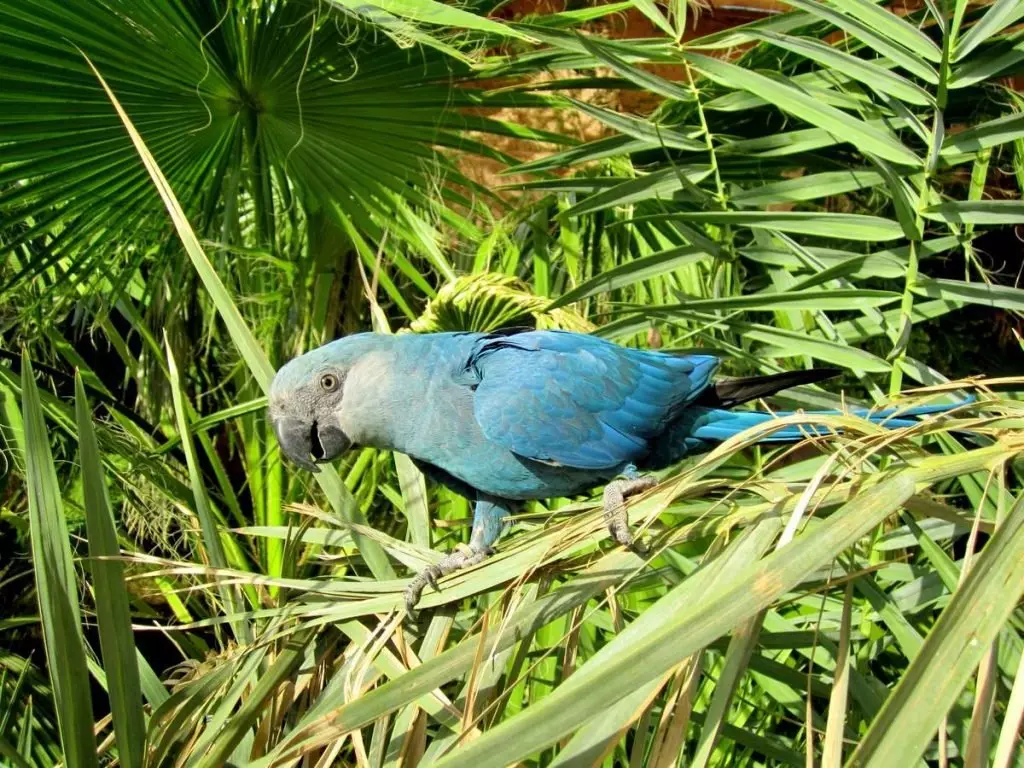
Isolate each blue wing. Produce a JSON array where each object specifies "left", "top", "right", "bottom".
[{"left": 464, "top": 331, "right": 719, "bottom": 470}]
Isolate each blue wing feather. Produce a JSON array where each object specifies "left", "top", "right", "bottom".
[{"left": 467, "top": 330, "right": 719, "bottom": 470}]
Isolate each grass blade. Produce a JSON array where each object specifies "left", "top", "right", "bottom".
[
  {"left": 629, "top": 0, "right": 675, "bottom": 37},
  {"left": 327, "top": 0, "right": 534, "bottom": 39},
  {"left": 261, "top": 550, "right": 644, "bottom": 765},
  {"left": 941, "top": 111, "right": 1024, "bottom": 154},
  {"left": 777, "top": 0, "right": 938, "bottom": 82},
  {"left": 825, "top": 0, "right": 942, "bottom": 61},
  {"left": 576, "top": 33, "right": 694, "bottom": 102},
  {"left": 847, "top": 493, "right": 1024, "bottom": 766},
  {"left": 822, "top": 583, "right": 853, "bottom": 767},
  {"left": 752, "top": 31, "right": 934, "bottom": 106},
  {"left": 913, "top": 276, "right": 1024, "bottom": 311},
  {"left": 74, "top": 375, "right": 145, "bottom": 768},
  {"left": 865, "top": 153, "right": 922, "bottom": 240},
  {"left": 395, "top": 454, "right": 431, "bottom": 548},
  {"left": 549, "top": 675, "right": 670, "bottom": 767},
  {"left": 656, "top": 288, "right": 901, "bottom": 312},
  {"left": 21, "top": 354, "right": 98, "bottom": 768},
  {"left": 165, "top": 338, "right": 250, "bottom": 642},
  {"left": 953, "top": 0, "right": 1024, "bottom": 62},
  {"left": 194, "top": 629, "right": 317, "bottom": 768},
  {"left": 683, "top": 53, "right": 921, "bottom": 166},
  {"left": 547, "top": 246, "right": 709, "bottom": 309},
  {"left": 731, "top": 169, "right": 886, "bottom": 207},
  {"left": 631, "top": 211, "right": 905, "bottom": 241},
  {"left": 689, "top": 617, "right": 766, "bottom": 767},
  {"left": 566, "top": 99, "right": 706, "bottom": 151},
  {"left": 992, "top": 647, "right": 1024, "bottom": 768},
  {"left": 950, "top": 29, "right": 1024, "bottom": 88},
  {"left": 922, "top": 200, "right": 1024, "bottom": 224},
  {"left": 430, "top": 473, "right": 918, "bottom": 767},
  {"left": 556, "top": 166, "right": 713, "bottom": 220}
]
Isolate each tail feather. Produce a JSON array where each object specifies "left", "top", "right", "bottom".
[
  {"left": 689, "top": 399, "right": 974, "bottom": 443},
  {"left": 647, "top": 398, "right": 973, "bottom": 468}
]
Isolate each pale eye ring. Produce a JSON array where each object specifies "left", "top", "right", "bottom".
[{"left": 319, "top": 373, "right": 339, "bottom": 392}]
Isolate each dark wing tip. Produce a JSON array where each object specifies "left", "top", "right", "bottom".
[{"left": 703, "top": 367, "right": 842, "bottom": 409}]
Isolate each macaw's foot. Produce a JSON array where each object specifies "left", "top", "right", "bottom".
[
  {"left": 404, "top": 544, "right": 493, "bottom": 614},
  {"left": 602, "top": 476, "right": 657, "bottom": 555}
]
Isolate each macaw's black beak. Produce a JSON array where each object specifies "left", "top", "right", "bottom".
[{"left": 272, "top": 416, "right": 351, "bottom": 473}]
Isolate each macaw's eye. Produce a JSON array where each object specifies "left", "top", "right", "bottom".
[{"left": 319, "top": 373, "right": 339, "bottom": 392}]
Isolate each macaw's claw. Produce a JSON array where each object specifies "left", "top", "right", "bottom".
[
  {"left": 403, "top": 545, "right": 492, "bottom": 615},
  {"left": 603, "top": 476, "right": 657, "bottom": 555}
]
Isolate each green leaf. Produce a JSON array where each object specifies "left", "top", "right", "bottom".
[
  {"left": 74, "top": 375, "right": 146, "bottom": 768},
  {"left": 164, "top": 340, "right": 250, "bottom": 642},
  {"left": 750, "top": 31, "right": 935, "bottom": 106},
  {"left": 395, "top": 454, "right": 431, "bottom": 548},
  {"left": 504, "top": 135, "right": 652, "bottom": 174},
  {"left": 557, "top": 166, "right": 712, "bottom": 219},
  {"left": 822, "top": 584, "right": 853, "bottom": 767},
  {"left": 656, "top": 288, "right": 901, "bottom": 313},
  {"left": 922, "top": 200, "right": 1024, "bottom": 224},
  {"left": 941, "top": 111, "right": 1024, "bottom": 154},
  {"left": 575, "top": 33, "right": 695, "bottom": 102},
  {"left": 523, "top": 2, "right": 636, "bottom": 28},
  {"left": 824, "top": 0, "right": 942, "bottom": 62},
  {"left": 260, "top": 550, "right": 646, "bottom": 765},
  {"left": 953, "top": 0, "right": 1024, "bottom": 62},
  {"left": 630, "top": 211, "right": 905, "bottom": 241},
  {"left": 847, "top": 494, "right": 1024, "bottom": 766},
  {"left": 566, "top": 98, "right": 706, "bottom": 151},
  {"left": 778, "top": 0, "right": 938, "bottom": 83},
  {"left": 741, "top": 236, "right": 958, "bottom": 279},
  {"left": 0, "top": 737, "right": 31, "bottom": 768},
  {"left": 690, "top": 526, "right": 779, "bottom": 768},
  {"left": 730, "top": 169, "right": 886, "bottom": 207},
  {"left": 865, "top": 154, "right": 922, "bottom": 240},
  {"left": 327, "top": 0, "right": 535, "bottom": 40},
  {"left": 686, "top": 7, "right": 822, "bottom": 49},
  {"left": 430, "top": 473, "right": 918, "bottom": 767},
  {"left": 21, "top": 354, "right": 98, "bottom": 768},
  {"left": 829, "top": 298, "right": 962, "bottom": 343},
  {"left": 720, "top": 119, "right": 906, "bottom": 158},
  {"left": 950, "top": 28, "right": 1024, "bottom": 88},
  {"left": 682, "top": 52, "right": 921, "bottom": 166},
  {"left": 548, "top": 245, "right": 710, "bottom": 309},
  {"left": 194, "top": 629, "right": 317, "bottom": 768},
  {"left": 912, "top": 276, "right": 1024, "bottom": 311},
  {"left": 629, "top": 0, "right": 675, "bottom": 37},
  {"left": 705, "top": 69, "right": 872, "bottom": 112},
  {"left": 736, "top": 321, "right": 894, "bottom": 371}
]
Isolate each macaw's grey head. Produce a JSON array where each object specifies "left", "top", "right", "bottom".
[{"left": 268, "top": 333, "right": 382, "bottom": 472}]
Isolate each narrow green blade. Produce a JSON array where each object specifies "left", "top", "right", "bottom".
[
  {"left": 21, "top": 354, "right": 99, "bottom": 768},
  {"left": 847, "top": 495, "right": 1024, "bottom": 766},
  {"left": 74, "top": 375, "right": 146, "bottom": 768}
]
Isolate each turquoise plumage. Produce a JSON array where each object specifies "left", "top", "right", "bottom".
[{"left": 268, "top": 329, "right": 964, "bottom": 612}]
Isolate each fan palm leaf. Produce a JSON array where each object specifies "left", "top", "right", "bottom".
[{"left": 0, "top": 0, "right": 556, "bottom": 314}]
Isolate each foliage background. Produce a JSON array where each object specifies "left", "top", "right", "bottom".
[{"left": 1, "top": 0, "right": 1023, "bottom": 765}]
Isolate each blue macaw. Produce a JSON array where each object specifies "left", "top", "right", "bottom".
[{"left": 269, "top": 329, "right": 953, "bottom": 611}]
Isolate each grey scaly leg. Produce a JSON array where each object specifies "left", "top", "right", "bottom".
[
  {"left": 404, "top": 496, "right": 510, "bottom": 614},
  {"left": 603, "top": 470, "right": 657, "bottom": 555}
]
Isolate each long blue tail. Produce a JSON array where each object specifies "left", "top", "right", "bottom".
[{"left": 648, "top": 399, "right": 972, "bottom": 467}]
